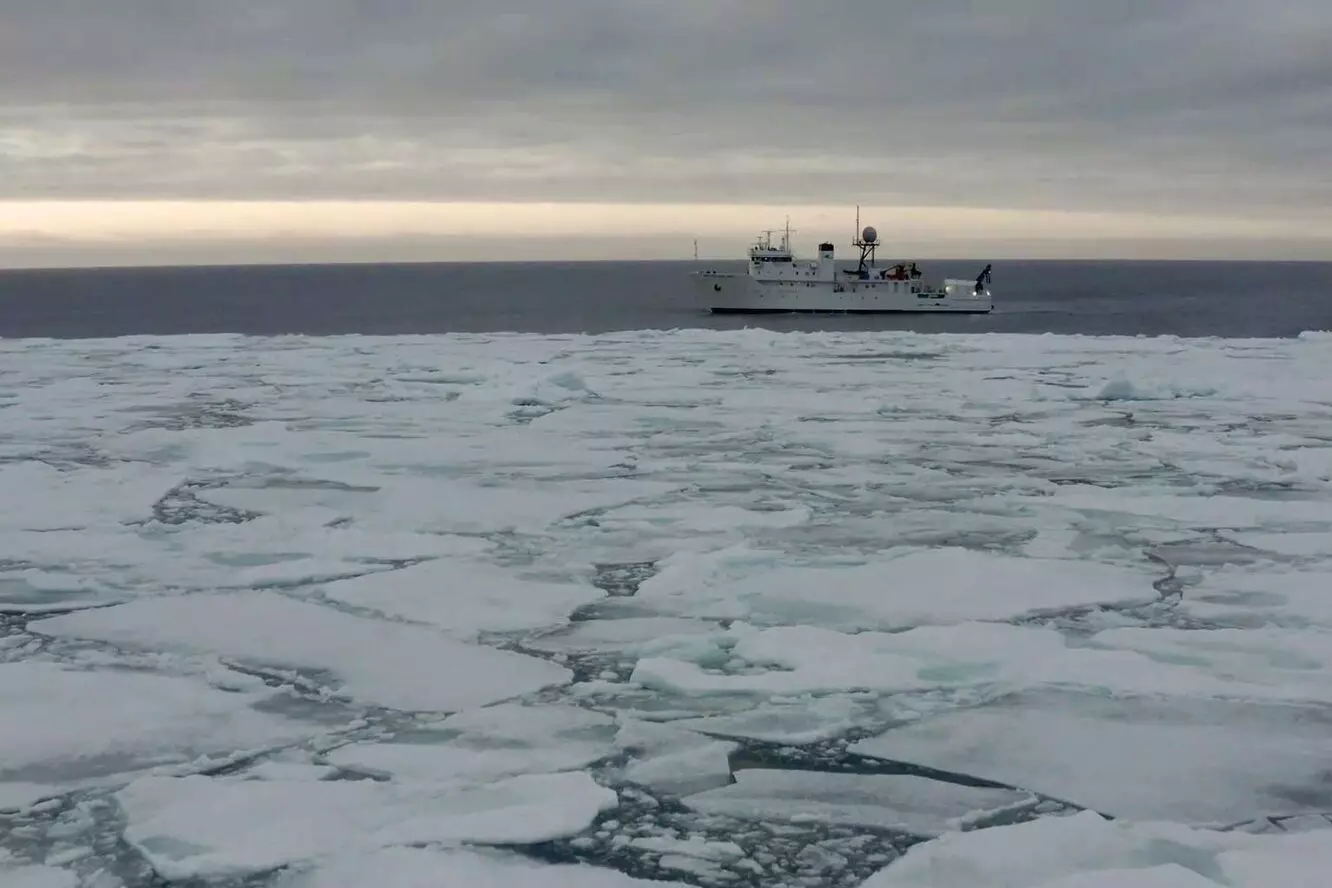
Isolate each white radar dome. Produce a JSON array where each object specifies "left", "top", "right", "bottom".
[{"left": 861, "top": 226, "right": 878, "bottom": 243}]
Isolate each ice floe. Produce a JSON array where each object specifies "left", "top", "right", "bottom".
[
  {"left": 273, "top": 846, "right": 694, "bottom": 888},
  {"left": 115, "top": 769, "right": 617, "bottom": 881},
  {"left": 852, "top": 690, "right": 1332, "bottom": 823},
  {"left": 0, "top": 659, "right": 302, "bottom": 797},
  {"left": 683, "top": 769, "right": 1034, "bottom": 836},
  {"left": 860, "top": 809, "right": 1332, "bottom": 887},
  {"left": 3, "top": 328, "right": 1332, "bottom": 887},
  {"left": 32, "top": 591, "right": 571, "bottom": 711}
]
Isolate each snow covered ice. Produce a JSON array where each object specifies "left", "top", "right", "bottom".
[{"left": 3, "top": 328, "right": 1332, "bottom": 887}]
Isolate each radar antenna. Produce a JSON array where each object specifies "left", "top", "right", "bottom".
[{"left": 851, "top": 206, "right": 879, "bottom": 276}]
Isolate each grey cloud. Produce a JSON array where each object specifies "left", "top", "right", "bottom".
[{"left": 1, "top": 0, "right": 1331, "bottom": 221}]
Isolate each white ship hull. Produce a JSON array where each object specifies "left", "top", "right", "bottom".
[{"left": 692, "top": 272, "right": 992, "bottom": 314}]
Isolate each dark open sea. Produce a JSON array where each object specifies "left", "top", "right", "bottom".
[{"left": 0, "top": 259, "right": 1329, "bottom": 339}]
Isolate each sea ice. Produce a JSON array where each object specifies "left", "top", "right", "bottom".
[
  {"left": 614, "top": 719, "right": 737, "bottom": 796},
  {"left": 116, "top": 770, "right": 617, "bottom": 881},
  {"left": 4, "top": 328, "right": 1332, "bottom": 886},
  {"left": 273, "top": 845, "right": 694, "bottom": 888},
  {"left": 0, "top": 461, "right": 178, "bottom": 533},
  {"left": 682, "top": 769, "right": 1033, "bottom": 836},
  {"left": 666, "top": 693, "right": 868, "bottom": 745},
  {"left": 0, "top": 659, "right": 301, "bottom": 787},
  {"left": 325, "top": 702, "right": 617, "bottom": 783},
  {"left": 1175, "top": 564, "right": 1332, "bottom": 628},
  {"left": 32, "top": 591, "right": 570, "bottom": 711},
  {"left": 0, "top": 865, "right": 78, "bottom": 888},
  {"left": 851, "top": 690, "right": 1332, "bottom": 823},
  {"left": 1088, "top": 624, "right": 1332, "bottom": 701},
  {"left": 630, "top": 621, "right": 1315, "bottom": 703},
  {"left": 860, "top": 809, "right": 1332, "bottom": 888},
  {"left": 318, "top": 557, "right": 604, "bottom": 640},
  {"left": 210, "top": 475, "right": 683, "bottom": 536},
  {"left": 637, "top": 546, "right": 1158, "bottom": 630},
  {"left": 522, "top": 616, "right": 726, "bottom": 658}
]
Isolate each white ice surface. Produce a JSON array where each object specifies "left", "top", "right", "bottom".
[
  {"left": 3, "top": 330, "right": 1332, "bottom": 886},
  {"left": 318, "top": 557, "right": 605, "bottom": 641},
  {"left": 631, "top": 619, "right": 1332, "bottom": 703},
  {"left": 861, "top": 809, "right": 1332, "bottom": 887},
  {"left": 683, "top": 768, "right": 1034, "bottom": 836},
  {"left": 636, "top": 545, "right": 1160, "bottom": 630},
  {"left": 274, "top": 846, "right": 694, "bottom": 888},
  {"left": 115, "top": 769, "right": 618, "bottom": 881},
  {"left": 325, "top": 702, "right": 617, "bottom": 783},
  {"left": 851, "top": 690, "right": 1332, "bottom": 823},
  {"left": 0, "top": 865, "right": 79, "bottom": 888},
  {"left": 0, "top": 659, "right": 302, "bottom": 790},
  {"left": 614, "top": 718, "right": 738, "bottom": 796},
  {"left": 32, "top": 591, "right": 570, "bottom": 711}
]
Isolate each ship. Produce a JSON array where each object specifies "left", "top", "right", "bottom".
[{"left": 691, "top": 212, "right": 992, "bottom": 314}]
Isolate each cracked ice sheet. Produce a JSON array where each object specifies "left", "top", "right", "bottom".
[
  {"left": 666, "top": 694, "right": 870, "bottom": 745},
  {"left": 197, "top": 475, "right": 682, "bottom": 536},
  {"left": 0, "top": 660, "right": 303, "bottom": 806},
  {"left": 274, "top": 846, "right": 693, "bottom": 888},
  {"left": 635, "top": 545, "right": 1160, "bottom": 630},
  {"left": 851, "top": 690, "right": 1332, "bottom": 824},
  {"left": 115, "top": 769, "right": 617, "bottom": 881},
  {"left": 683, "top": 769, "right": 1033, "bottom": 836},
  {"left": 1089, "top": 625, "right": 1332, "bottom": 700},
  {"left": 0, "top": 462, "right": 179, "bottom": 533},
  {"left": 631, "top": 621, "right": 1332, "bottom": 705},
  {"left": 614, "top": 719, "right": 737, "bottom": 797},
  {"left": 325, "top": 702, "right": 618, "bottom": 784},
  {"left": 0, "top": 865, "right": 78, "bottom": 888},
  {"left": 318, "top": 558, "right": 604, "bottom": 641},
  {"left": 1175, "top": 564, "right": 1332, "bottom": 628},
  {"left": 31, "top": 591, "right": 570, "bottom": 712},
  {"left": 860, "top": 809, "right": 1332, "bottom": 888},
  {"left": 148, "top": 511, "right": 498, "bottom": 588}
]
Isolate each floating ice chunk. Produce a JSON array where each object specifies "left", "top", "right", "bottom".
[
  {"left": 632, "top": 622, "right": 1295, "bottom": 702},
  {"left": 1042, "top": 485, "right": 1332, "bottom": 528},
  {"left": 637, "top": 547, "right": 1157, "bottom": 630},
  {"left": 443, "top": 699, "right": 616, "bottom": 737},
  {"left": 0, "top": 660, "right": 301, "bottom": 784},
  {"left": 242, "top": 761, "right": 339, "bottom": 782},
  {"left": 614, "top": 719, "right": 736, "bottom": 796},
  {"left": 1026, "top": 865, "right": 1226, "bottom": 888},
  {"left": 1217, "top": 830, "right": 1332, "bottom": 888},
  {"left": 0, "top": 865, "right": 78, "bottom": 888},
  {"left": 33, "top": 592, "right": 570, "bottom": 711},
  {"left": 597, "top": 502, "right": 812, "bottom": 534},
  {"left": 860, "top": 809, "right": 1332, "bottom": 888},
  {"left": 522, "top": 617, "right": 726, "bottom": 658},
  {"left": 0, "top": 783, "right": 63, "bottom": 813},
  {"left": 325, "top": 740, "right": 606, "bottom": 785},
  {"left": 1089, "top": 625, "right": 1332, "bottom": 700},
  {"left": 623, "top": 742, "right": 735, "bottom": 797},
  {"left": 1077, "top": 371, "right": 1218, "bottom": 402},
  {"left": 319, "top": 558, "right": 604, "bottom": 640},
  {"left": 274, "top": 846, "right": 694, "bottom": 888},
  {"left": 628, "top": 835, "right": 746, "bottom": 862},
  {"left": 851, "top": 691, "right": 1332, "bottom": 823},
  {"left": 116, "top": 770, "right": 617, "bottom": 881},
  {"left": 0, "top": 462, "right": 178, "bottom": 532},
  {"left": 327, "top": 703, "right": 617, "bottom": 783},
  {"left": 682, "top": 769, "right": 1032, "bottom": 836},
  {"left": 668, "top": 694, "right": 866, "bottom": 744},
  {"left": 1178, "top": 565, "right": 1332, "bottom": 628},
  {"left": 358, "top": 477, "right": 681, "bottom": 535},
  {"left": 1225, "top": 532, "right": 1332, "bottom": 558}
]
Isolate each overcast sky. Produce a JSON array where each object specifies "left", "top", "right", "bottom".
[{"left": 3, "top": 0, "right": 1331, "bottom": 265}]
